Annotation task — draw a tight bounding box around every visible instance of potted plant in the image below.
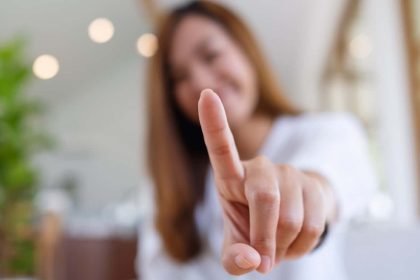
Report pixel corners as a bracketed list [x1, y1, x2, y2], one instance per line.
[0, 38, 51, 277]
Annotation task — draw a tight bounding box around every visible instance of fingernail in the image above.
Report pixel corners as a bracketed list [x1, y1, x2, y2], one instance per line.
[201, 88, 212, 96]
[234, 254, 254, 269]
[259, 255, 272, 273]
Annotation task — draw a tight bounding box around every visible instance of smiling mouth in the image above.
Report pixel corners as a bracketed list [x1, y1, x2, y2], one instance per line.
[213, 87, 236, 102]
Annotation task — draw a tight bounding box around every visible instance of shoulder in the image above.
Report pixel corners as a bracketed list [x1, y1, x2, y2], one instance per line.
[278, 112, 365, 141]
[281, 111, 362, 129]
[261, 112, 366, 157]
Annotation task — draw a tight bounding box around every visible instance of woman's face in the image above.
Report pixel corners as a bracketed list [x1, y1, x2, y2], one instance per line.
[169, 14, 258, 127]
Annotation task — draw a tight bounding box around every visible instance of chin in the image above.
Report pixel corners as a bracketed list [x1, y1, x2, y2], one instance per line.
[225, 108, 250, 129]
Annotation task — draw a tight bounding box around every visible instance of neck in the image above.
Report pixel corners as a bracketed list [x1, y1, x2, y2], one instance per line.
[231, 114, 274, 160]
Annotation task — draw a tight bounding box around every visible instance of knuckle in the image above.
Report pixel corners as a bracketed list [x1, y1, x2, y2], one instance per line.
[278, 216, 302, 233]
[212, 142, 231, 157]
[250, 189, 280, 206]
[254, 236, 275, 251]
[306, 177, 324, 194]
[286, 249, 306, 260]
[254, 155, 270, 166]
[277, 164, 297, 177]
[304, 176, 318, 188]
[303, 223, 324, 239]
[275, 247, 287, 261]
[246, 155, 273, 172]
[205, 121, 225, 134]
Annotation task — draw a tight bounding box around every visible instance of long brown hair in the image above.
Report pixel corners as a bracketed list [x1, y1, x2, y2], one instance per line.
[147, 0, 299, 262]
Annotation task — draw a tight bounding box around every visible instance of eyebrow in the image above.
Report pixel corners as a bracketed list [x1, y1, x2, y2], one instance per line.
[170, 35, 214, 77]
[194, 35, 214, 56]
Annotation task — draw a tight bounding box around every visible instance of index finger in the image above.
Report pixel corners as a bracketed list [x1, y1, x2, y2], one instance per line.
[198, 89, 244, 181]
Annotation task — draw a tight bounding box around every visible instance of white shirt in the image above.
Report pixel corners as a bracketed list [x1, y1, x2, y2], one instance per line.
[138, 112, 377, 280]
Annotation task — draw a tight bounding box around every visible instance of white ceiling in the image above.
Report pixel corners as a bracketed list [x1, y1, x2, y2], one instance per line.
[0, 0, 147, 101]
[1, 0, 348, 209]
[1, 0, 345, 108]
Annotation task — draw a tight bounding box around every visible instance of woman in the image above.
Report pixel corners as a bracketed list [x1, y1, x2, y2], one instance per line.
[139, 1, 377, 279]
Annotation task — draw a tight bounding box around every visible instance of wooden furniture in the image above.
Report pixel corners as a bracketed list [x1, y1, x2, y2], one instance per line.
[54, 235, 138, 280]
[38, 213, 138, 280]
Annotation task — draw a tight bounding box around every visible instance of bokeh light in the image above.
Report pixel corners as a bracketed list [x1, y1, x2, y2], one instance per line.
[88, 18, 115, 43]
[136, 33, 158, 57]
[349, 34, 373, 59]
[33, 54, 60, 80]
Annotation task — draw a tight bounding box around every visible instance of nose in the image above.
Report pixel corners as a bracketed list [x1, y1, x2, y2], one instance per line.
[189, 64, 216, 94]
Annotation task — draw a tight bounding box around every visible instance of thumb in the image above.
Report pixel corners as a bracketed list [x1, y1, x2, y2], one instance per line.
[222, 243, 261, 275]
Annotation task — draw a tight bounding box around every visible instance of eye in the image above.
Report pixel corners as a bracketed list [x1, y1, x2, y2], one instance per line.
[203, 50, 220, 64]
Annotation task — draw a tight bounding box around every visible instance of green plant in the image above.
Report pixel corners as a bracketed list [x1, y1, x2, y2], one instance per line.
[0, 38, 51, 276]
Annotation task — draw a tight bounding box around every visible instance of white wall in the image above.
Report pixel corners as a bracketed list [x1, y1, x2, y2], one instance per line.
[37, 56, 147, 211]
[36, 0, 349, 211]
[35, 0, 418, 222]
[365, 0, 419, 224]
[223, 0, 347, 110]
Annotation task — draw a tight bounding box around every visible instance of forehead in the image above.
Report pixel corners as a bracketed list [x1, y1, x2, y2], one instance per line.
[169, 14, 230, 66]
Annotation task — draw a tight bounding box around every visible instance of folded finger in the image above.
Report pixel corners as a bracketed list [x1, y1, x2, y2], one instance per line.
[274, 166, 304, 264]
[285, 176, 326, 259]
[244, 156, 279, 273]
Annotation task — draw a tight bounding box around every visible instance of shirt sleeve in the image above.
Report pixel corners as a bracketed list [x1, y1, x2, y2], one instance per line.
[286, 112, 378, 224]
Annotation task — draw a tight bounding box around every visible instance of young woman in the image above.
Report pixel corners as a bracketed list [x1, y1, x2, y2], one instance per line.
[139, 1, 377, 279]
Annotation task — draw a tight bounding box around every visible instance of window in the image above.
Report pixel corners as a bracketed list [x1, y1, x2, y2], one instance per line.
[402, 0, 420, 217]
[321, 0, 419, 224]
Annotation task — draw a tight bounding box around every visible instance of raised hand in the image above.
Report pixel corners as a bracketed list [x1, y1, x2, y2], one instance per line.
[198, 89, 333, 275]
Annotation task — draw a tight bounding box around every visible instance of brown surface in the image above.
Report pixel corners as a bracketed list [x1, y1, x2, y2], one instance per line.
[54, 235, 138, 280]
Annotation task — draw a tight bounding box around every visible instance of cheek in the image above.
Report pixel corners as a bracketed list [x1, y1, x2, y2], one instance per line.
[218, 50, 257, 99]
[232, 53, 257, 94]
[174, 86, 200, 123]
[217, 52, 259, 122]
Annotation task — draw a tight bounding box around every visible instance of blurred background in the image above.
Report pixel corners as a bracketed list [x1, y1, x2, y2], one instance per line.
[0, 0, 419, 279]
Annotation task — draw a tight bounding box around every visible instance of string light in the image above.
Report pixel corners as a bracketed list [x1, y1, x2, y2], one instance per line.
[136, 33, 158, 57]
[33, 54, 60, 80]
[88, 18, 114, 43]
